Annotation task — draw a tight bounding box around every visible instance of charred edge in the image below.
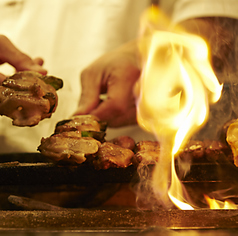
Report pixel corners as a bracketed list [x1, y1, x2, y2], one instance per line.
[54, 127, 78, 135]
[81, 131, 106, 142]
[55, 119, 72, 128]
[43, 92, 56, 113]
[98, 121, 108, 132]
[41, 76, 63, 90]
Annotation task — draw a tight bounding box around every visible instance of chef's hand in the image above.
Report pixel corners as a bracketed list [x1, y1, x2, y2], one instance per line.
[0, 35, 47, 84]
[75, 41, 141, 127]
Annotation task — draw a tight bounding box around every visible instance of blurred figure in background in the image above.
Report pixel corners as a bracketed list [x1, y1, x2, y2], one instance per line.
[1, 0, 238, 153]
[76, 0, 238, 140]
[0, 0, 152, 153]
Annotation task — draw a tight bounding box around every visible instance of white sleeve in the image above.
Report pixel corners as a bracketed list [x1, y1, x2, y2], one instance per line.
[171, 0, 238, 23]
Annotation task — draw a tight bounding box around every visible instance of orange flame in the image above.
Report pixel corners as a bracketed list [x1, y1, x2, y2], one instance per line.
[204, 195, 237, 209]
[136, 6, 223, 209]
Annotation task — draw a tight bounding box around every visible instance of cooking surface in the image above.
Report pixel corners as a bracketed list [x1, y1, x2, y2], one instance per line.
[1, 209, 238, 235]
[1, 230, 238, 236]
[1, 153, 238, 235]
[0, 152, 238, 185]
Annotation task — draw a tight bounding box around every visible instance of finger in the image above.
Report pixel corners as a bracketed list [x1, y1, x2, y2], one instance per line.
[106, 67, 140, 102]
[88, 66, 139, 126]
[0, 73, 6, 85]
[110, 107, 137, 127]
[0, 35, 29, 66]
[0, 35, 47, 75]
[74, 68, 103, 115]
[18, 60, 48, 75]
[89, 77, 137, 125]
[90, 99, 137, 127]
[33, 57, 44, 66]
[30, 57, 47, 75]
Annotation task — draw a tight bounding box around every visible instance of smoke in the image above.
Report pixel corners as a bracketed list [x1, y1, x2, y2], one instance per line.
[134, 163, 173, 210]
[190, 17, 238, 141]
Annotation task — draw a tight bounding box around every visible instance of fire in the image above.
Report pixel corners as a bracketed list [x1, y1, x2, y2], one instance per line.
[136, 6, 223, 209]
[204, 195, 237, 209]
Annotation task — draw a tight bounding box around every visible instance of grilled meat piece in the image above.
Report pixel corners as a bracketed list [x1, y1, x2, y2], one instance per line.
[220, 119, 237, 143]
[179, 140, 231, 162]
[135, 140, 160, 152]
[55, 115, 104, 133]
[110, 136, 136, 151]
[38, 115, 107, 164]
[226, 119, 238, 166]
[203, 139, 231, 161]
[132, 141, 160, 166]
[133, 139, 231, 166]
[179, 140, 204, 161]
[38, 131, 101, 164]
[54, 115, 106, 142]
[93, 142, 134, 170]
[81, 130, 106, 143]
[0, 71, 63, 126]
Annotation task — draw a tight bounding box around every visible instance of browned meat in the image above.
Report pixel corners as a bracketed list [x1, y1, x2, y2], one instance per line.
[203, 139, 232, 161]
[179, 140, 230, 162]
[132, 139, 231, 166]
[110, 136, 135, 151]
[38, 131, 101, 164]
[180, 140, 204, 159]
[93, 142, 134, 170]
[219, 119, 237, 143]
[132, 141, 160, 166]
[55, 115, 102, 133]
[135, 140, 160, 152]
[54, 115, 106, 142]
[0, 71, 63, 127]
[226, 119, 238, 166]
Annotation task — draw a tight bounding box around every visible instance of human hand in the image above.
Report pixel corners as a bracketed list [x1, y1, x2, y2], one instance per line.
[0, 35, 47, 84]
[75, 41, 141, 127]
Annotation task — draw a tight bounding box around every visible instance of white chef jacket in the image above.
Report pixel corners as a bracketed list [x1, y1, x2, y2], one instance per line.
[0, 0, 237, 153]
[0, 0, 152, 153]
[159, 0, 238, 23]
[172, 0, 238, 23]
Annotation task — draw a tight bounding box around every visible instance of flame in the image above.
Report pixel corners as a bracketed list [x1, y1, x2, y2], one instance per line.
[136, 6, 223, 209]
[139, 5, 172, 36]
[204, 195, 237, 209]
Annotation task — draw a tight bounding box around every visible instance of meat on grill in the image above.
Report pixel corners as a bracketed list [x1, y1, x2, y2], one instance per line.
[55, 115, 102, 133]
[110, 135, 135, 151]
[226, 119, 238, 166]
[38, 110, 236, 169]
[92, 142, 134, 170]
[38, 131, 101, 164]
[132, 141, 160, 166]
[38, 114, 106, 164]
[132, 139, 232, 167]
[38, 113, 137, 168]
[54, 115, 107, 143]
[0, 71, 63, 127]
